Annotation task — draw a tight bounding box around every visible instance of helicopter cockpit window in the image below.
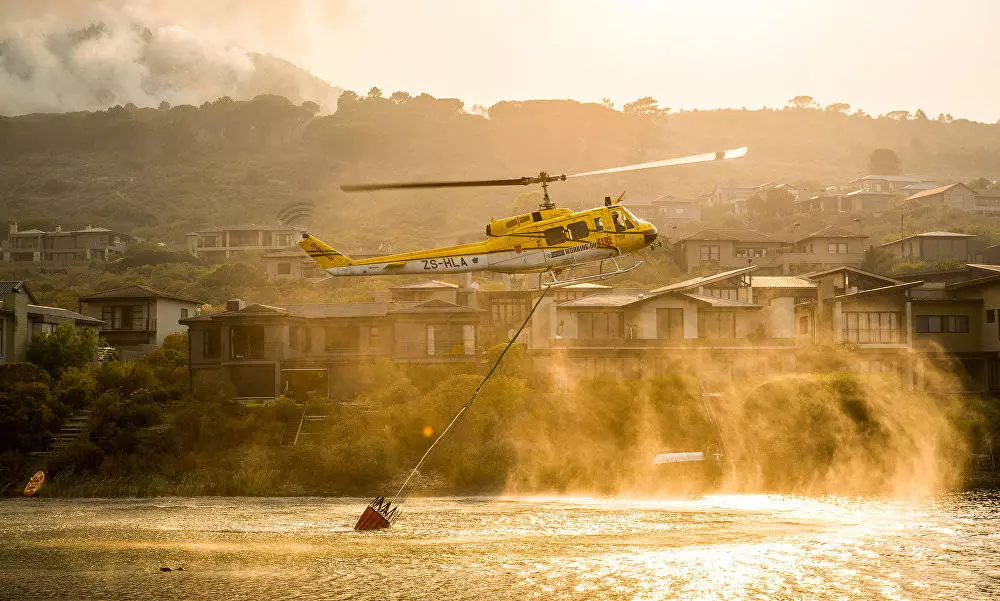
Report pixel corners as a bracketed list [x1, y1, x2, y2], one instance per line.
[593, 217, 604, 232]
[612, 211, 627, 231]
[567, 221, 589, 240]
[544, 226, 566, 246]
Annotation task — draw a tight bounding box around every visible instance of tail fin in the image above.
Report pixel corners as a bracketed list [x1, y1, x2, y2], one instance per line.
[299, 233, 354, 269]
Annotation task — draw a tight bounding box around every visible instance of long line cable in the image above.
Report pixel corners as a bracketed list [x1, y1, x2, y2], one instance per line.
[393, 285, 552, 498]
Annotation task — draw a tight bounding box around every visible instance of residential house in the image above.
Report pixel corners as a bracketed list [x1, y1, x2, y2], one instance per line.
[1, 281, 104, 364]
[262, 249, 325, 280]
[879, 231, 977, 264]
[185, 224, 299, 262]
[853, 175, 936, 194]
[2, 221, 128, 267]
[673, 228, 786, 273]
[180, 278, 543, 399]
[975, 191, 1000, 215]
[904, 183, 978, 212]
[529, 266, 802, 383]
[78, 286, 204, 357]
[782, 226, 868, 272]
[628, 195, 701, 230]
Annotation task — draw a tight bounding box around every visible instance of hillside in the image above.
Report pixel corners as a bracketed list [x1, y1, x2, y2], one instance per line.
[2, 93, 1000, 253]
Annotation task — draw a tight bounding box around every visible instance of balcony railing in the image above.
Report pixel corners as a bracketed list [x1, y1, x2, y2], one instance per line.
[841, 328, 904, 344]
[99, 319, 156, 332]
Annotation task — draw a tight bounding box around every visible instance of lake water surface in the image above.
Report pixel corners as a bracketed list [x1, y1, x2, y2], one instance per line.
[1, 493, 999, 599]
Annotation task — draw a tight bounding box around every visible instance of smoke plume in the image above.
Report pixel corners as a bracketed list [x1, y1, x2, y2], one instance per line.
[0, 3, 343, 115]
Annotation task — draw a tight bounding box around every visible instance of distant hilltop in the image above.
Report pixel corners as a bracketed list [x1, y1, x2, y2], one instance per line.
[0, 21, 343, 116]
[1, 93, 1000, 250]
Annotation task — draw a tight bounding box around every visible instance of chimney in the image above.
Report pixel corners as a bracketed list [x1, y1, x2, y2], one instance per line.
[55, 225, 62, 233]
[226, 298, 246, 312]
[2, 284, 30, 362]
[8, 221, 16, 235]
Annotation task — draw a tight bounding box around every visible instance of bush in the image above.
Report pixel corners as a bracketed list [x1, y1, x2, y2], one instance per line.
[26, 324, 99, 378]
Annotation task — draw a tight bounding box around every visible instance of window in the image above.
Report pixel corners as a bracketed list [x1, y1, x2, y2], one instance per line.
[203, 328, 221, 358]
[799, 315, 810, 335]
[230, 326, 264, 359]
[827, 242, 849, 254]
[577, 311, 625, 339]
[369, 326, 380, 349]
[180, 308, 189, 319]
[915, 315, 970, 334]
[988, 309, 996, 324]
[735, 247, 766, 258]
[567, 221, 589, 240]
[100, 305, 144, 330]
[463, 325, 475, 355]
[656, 308, 684, 339]
[531, 211, 543, 222]
[544, 226, 566, 246]
[612, 211, 631, 231]
[843, 312, 903, 343]
[699, 245, 720, 262]
[0, 319, 5, 356]
[325, 326, 360, 350]
[593, 217, 605, 232]
[697, 311, 735, 339]
[277, 262, 292, 275]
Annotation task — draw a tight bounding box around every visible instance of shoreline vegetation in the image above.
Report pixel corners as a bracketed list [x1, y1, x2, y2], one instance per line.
[3, 327, 998, 499]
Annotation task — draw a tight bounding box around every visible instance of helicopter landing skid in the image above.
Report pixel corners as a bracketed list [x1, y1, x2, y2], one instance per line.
[541, 256, 643, 288]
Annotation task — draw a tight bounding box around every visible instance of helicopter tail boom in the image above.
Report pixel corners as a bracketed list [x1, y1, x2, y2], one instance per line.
[299, 233, 354, 268]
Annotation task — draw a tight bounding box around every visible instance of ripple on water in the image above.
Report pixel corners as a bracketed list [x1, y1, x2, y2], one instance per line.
[1, 494, 999, 600]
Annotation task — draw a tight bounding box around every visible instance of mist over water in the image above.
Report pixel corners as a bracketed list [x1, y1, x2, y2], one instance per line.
[499, 350, 973, 499]
[2, 495, 999, 600]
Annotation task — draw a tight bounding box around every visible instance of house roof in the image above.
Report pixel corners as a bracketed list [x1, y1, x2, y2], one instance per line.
[677, 293, 760, 308]
[392, 298, 481, 313]
[843, 189, 892, 197]
[79, 285, 204, 305]
[796, 225, 865, 242]
[391, 280, 459, 290]
[0, 280, 38, 304]
[802, 265, 903, 285]
[0, 301, 103, 325]
[751, 276, 816, 289]
[852, 175, 928, 183]
[558, 293, 646, 308]
[650, 266, 758, 294]
[904, 183, 975, 202]
[187, 224, 298, 234]
[675, 228, 779, 244]
[879, 231, 975, 247]
[831, 281, 924, 300]
[282, 303, 390, 318]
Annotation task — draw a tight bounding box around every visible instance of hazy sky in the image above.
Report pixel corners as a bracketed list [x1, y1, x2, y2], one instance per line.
[4, 0, 998, 121]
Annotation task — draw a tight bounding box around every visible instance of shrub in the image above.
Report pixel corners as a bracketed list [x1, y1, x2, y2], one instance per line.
[26, 324, 99, 378]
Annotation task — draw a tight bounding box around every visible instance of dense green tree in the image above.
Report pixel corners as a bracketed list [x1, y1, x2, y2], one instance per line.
[867, 147, 902, 175]
[788, 95, 818, 109]
[623, 96, 666, 118]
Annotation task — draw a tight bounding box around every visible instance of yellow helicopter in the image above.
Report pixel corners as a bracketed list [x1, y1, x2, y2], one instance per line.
[300, 147, 747, 286]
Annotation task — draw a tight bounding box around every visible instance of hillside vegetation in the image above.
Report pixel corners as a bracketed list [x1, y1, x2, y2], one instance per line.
[2, 93, 1000, 254]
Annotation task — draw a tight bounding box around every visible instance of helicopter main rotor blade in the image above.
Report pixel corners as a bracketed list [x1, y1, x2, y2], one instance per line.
[341, 175, 561, 192]
[567, 147, 747, 179]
